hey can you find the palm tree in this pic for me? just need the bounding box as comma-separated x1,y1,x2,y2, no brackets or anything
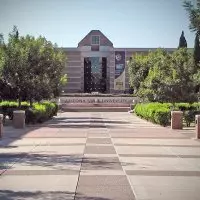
183,0,200,32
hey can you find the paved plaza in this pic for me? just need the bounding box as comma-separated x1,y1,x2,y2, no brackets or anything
0,112,200,200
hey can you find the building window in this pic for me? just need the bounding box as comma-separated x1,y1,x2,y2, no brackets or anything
91,35,100,45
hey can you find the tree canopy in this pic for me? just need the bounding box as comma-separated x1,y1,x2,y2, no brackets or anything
194,31,200,64
0,26,67,105
128,48,198,103
183,0,200,32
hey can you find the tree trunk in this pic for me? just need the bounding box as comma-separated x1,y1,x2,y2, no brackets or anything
18,97,21,108
30,98,33,107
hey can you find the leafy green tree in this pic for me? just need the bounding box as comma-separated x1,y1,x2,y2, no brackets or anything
167,48,197,103
128,49,169,94
128,53,150,93
136,49,172,102
0,26,67,106
194,31,200,64
178,31,187,48
129,48,198,103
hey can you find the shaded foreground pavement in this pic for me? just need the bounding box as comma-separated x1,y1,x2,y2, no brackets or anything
0,112,200,200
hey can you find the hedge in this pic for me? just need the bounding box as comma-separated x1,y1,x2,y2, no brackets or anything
134,102,200,126
0,101,58,124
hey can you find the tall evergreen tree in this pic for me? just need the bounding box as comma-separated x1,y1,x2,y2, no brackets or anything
194,31,200,64
0,34,3,45
178,31,187,48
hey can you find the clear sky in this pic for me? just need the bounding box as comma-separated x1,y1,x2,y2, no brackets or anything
0,0,196,48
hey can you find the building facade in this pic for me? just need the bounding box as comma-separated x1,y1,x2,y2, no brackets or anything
62,30,176,93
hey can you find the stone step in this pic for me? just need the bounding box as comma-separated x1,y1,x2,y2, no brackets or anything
61,103,130,107
61,106,129,112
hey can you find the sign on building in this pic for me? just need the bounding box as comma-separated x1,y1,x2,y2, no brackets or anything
114,51,125,90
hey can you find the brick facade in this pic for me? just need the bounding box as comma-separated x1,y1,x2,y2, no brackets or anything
61,30,176,94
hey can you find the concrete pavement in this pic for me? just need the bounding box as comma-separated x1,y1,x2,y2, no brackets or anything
0,112,200,200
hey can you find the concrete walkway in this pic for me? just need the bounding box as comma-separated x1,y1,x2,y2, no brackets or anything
0,112,200,200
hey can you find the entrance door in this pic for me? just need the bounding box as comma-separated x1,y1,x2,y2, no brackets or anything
84,57,107,93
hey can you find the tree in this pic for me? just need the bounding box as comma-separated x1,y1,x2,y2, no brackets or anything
128,48,198,103
178,31,187,48
0,26,67,106
128,53,150,93
166,48,197,103
0,34,4,46
136,49,173,102
194,31,200,64
128,49,169,94
183,0,200,32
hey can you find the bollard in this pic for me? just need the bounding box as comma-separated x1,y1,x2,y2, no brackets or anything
0,114,3,138
130,104,134,111
195,115,200,139
13,110,25,129
130,99,138,111
171,111,183,129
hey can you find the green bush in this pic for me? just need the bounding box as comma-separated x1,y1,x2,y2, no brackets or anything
0,101,57,124
0,101,29,119
184,110,200,127
25,102,57,124
134,103,171,126
154,109,170,126
175,103,200,111
134,102,200,126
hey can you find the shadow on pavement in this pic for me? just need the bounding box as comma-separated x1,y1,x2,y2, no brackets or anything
0,190,112,200
0,153,127,172
1,115,131,146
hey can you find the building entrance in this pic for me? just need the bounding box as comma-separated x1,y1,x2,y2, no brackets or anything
84,57,107,93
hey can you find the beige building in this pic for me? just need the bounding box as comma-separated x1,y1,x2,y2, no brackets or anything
62,30,176,93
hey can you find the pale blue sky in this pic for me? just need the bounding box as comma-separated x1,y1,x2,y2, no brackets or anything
0,0,196,48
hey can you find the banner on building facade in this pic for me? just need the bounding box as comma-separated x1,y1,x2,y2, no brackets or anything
114,51,125,90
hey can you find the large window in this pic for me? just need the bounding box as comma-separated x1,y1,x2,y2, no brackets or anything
91,35,100,45
84,57,107,93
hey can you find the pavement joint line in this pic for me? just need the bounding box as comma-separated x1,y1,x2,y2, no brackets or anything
159,144,200,170
0,143,86,147
118,154,200,158
73,114,91,200
125,170,200,176
4,136,87,139
102,113,137,200
110,137,190,139
114,143,200,147
0,141,41,176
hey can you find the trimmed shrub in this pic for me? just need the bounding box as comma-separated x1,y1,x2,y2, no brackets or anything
0,101,29,120
175,103,200,111
184,110,200,127
134,103,171,126
134,102,200,126
0,101,57,124
154,109,170,126
25,102,57,124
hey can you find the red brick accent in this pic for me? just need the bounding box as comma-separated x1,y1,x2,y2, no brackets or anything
171,111,183,129
195,115,200,139
0,114,3,138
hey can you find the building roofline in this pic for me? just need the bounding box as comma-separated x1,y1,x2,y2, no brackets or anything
78,30,113,47
58,47,193,52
